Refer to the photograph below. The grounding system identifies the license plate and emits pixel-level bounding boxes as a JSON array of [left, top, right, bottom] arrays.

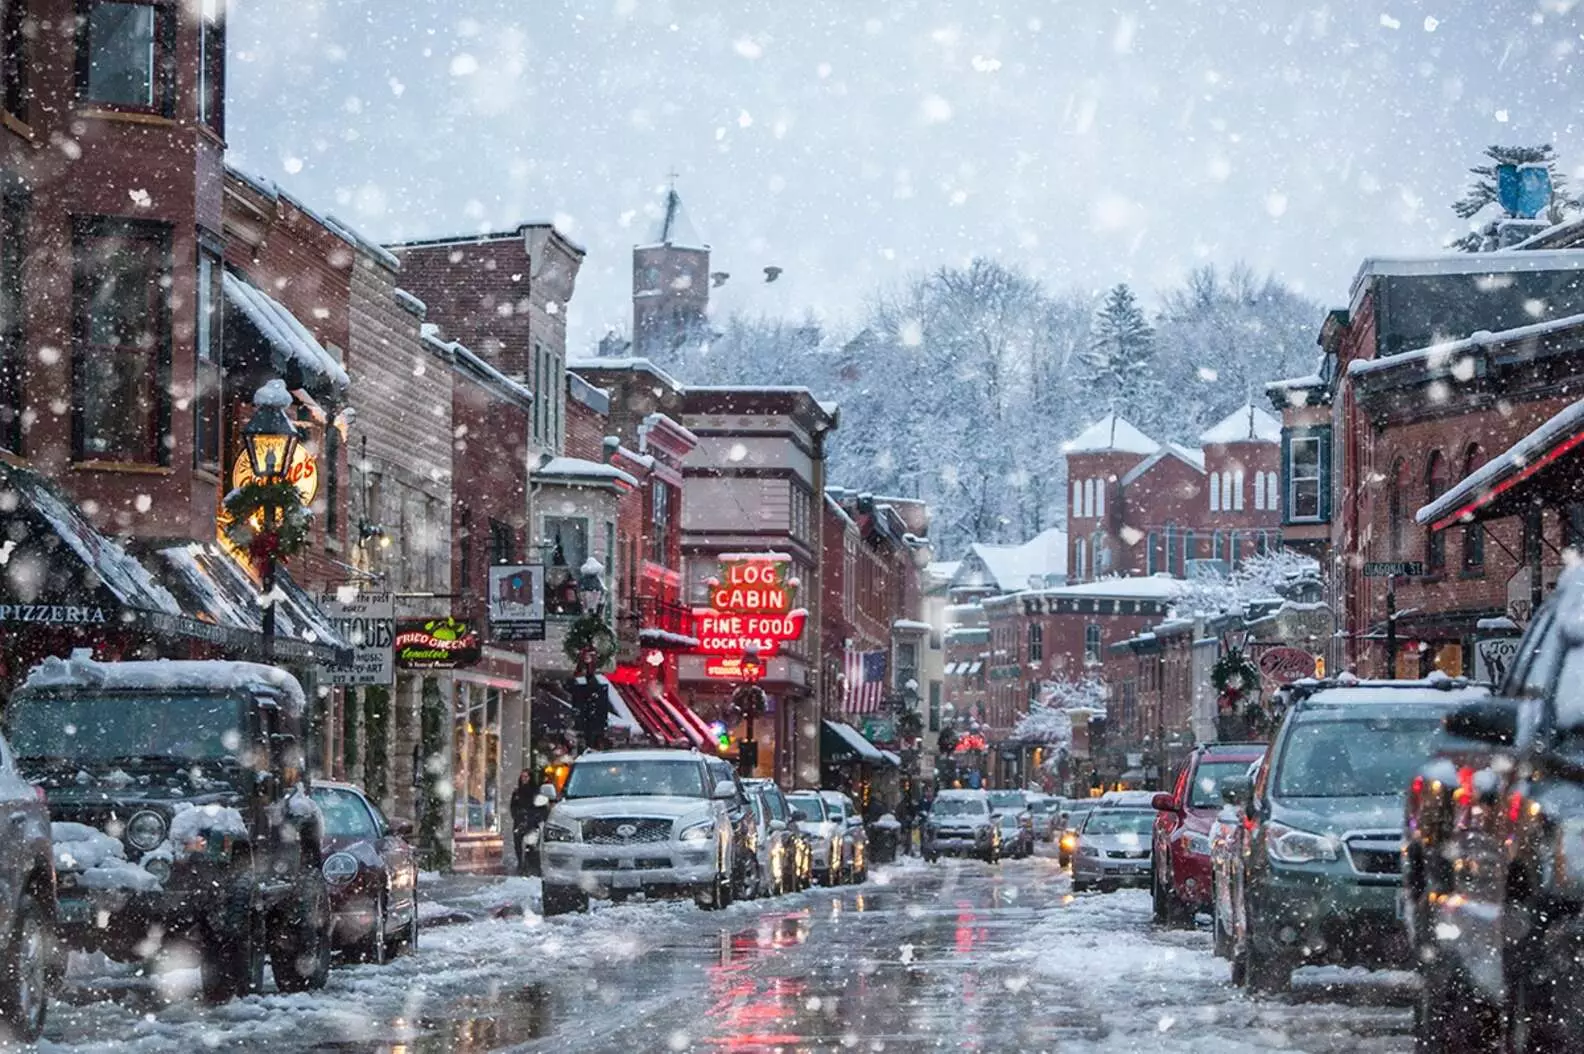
[[612, 871, 641, 890]]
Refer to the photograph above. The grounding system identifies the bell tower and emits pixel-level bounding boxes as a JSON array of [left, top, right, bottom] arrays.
[[632, 176, 711, 359]]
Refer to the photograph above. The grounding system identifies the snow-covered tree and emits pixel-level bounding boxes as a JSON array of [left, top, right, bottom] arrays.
[[1085, 284, 1159, 427], [1172, 549, 1320, 619], [1450, 144, 1578, 251]]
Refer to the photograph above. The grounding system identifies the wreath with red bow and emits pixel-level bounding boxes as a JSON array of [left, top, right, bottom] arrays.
[[223, 481, 313, 562]]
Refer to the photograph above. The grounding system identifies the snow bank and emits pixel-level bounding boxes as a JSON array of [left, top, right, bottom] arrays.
[[52, 822, 162, 893], [168, 802, 248, 845]]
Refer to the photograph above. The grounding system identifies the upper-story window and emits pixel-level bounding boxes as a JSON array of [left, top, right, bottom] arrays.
[[79, 1, 177, 116], [544, 514, 588, 614], [2, 0, 31, 122], [1071, 478, 1082, 518], [1253, 471, 1266, 510], [1094, 479, 1104, 518], [1425, 451, 1448, 574], [1232, 469, 1245, 511], [1074, 536, 1087, 581], [1146, 531, 1159, 575], [1083, 478, 1095, 518], [1285, 430, 1328, 523], [1209, 471, 1221, 512], [198, 0, 224, 135], [0, 188, 22, 455], [648, 479, 671, 564], [72, 217, 171, 464], [1083, 623, 1102, 664], [1027, 623, 1043, 663]]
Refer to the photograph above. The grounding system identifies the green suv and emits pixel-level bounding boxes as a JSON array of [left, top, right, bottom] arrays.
[[1222, 677, 1488, 992]]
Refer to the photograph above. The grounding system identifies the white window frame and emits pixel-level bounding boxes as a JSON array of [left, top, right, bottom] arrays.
[[1095, 479, 1105, 518], [1288, 436, 1323, 522], [1233, 470, 1245, 511]]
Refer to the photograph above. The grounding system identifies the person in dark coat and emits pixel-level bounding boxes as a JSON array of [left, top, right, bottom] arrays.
[[510, 772, 549, 876]]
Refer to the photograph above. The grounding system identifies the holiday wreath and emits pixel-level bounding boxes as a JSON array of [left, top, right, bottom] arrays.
[[1211, 648, 1262, 710], [223, 481, 312, 562], [563, 612, 617, 669]]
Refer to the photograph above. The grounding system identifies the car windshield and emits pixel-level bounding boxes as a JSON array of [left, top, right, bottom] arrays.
[[1082, 810, 1156, 836], [1028, 800, 1055, 814], [312, 788, 379, 840], [932, 798, 988, 818], [1276, 715, 1448, 798], [6, 693, 244, 765], [1064, 804, 1095, 828], [760, 789, 788, 822], [987, 792, 1024, 810], [787, 795, 826, 823], [823, 799, 848, 822], [563, 759, 706, 800], [1189, 760, 1261, 809]]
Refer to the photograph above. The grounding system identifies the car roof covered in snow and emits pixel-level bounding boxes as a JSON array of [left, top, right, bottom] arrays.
[[1096, 790, 1158, 809], [574, 748, 704, 765], [1295, 684, 1490, 713], [20, 653, 308, 715]]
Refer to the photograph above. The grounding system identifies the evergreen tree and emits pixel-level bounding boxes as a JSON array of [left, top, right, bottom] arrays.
[[1086, 283, 1158, 423], [1450, 144, 1575, 252]]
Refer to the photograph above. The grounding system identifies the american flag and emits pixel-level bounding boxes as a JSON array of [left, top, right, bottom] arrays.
[[844, 648, 888, 713]]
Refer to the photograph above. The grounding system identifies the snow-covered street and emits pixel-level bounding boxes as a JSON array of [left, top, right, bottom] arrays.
[[24, 853, 1415, 1053]]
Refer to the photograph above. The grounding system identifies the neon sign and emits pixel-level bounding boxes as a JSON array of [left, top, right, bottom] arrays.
[[694, 554, 806, 663]]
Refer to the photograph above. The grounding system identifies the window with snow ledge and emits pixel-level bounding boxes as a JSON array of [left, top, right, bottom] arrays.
[[1283, 428, 1330, 525]]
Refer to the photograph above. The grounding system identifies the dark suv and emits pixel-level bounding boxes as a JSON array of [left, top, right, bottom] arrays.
[[1222, 677, 1486, 992], [1406, 571, 1584, 1052], [5, 653, 333, 1003]]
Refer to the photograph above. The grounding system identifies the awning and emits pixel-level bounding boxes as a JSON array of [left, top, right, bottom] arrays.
[[603, 673, 719, 754], [821, 719, 887, 766], [967, 661, 983, 675], [880, 749, 902, 768], [599, 679, 646, 737], [224, 272, 350, 392], [149, 542, 350, 664], [1419, 395, 1584, 531]]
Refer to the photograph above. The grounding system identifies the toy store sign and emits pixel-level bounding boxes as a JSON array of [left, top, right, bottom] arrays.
[[694, 555, 805, 657]]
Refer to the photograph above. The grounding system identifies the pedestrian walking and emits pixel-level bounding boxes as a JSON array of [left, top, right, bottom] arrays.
[[510, 772, 550, 876]]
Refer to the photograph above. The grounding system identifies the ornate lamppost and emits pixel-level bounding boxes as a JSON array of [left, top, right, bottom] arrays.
[[230, 380, 306, 655], [731, 645, 766, 776], [565, 559, 614, 752]]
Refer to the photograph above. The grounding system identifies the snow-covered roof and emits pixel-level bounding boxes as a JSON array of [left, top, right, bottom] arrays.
[[963, 527, 1068, 592], [641, 186, 707, 250], [892, 618, 931, 632], [1044, 575, 1182, 601], [1063, 413, 1159, 456], [1351, 249, 1584, 293], [0, 465, 182, 616], [223, 272, 350, 391], [23, 652, 309, 715], [152, 542, 349, 653], [1200, 404, 1281, 445], [532, 457, 639, 489], [926, 560, 960, 582], [424, 327, 535, 411], [568, 356, 685, 392], [822, 720, 886, 764], [1416, 393, 1584, 528], [1348, 311, 1584, 379], [1169, 443, 1206, 469]]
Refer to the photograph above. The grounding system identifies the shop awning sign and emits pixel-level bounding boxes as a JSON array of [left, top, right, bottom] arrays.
[[319, 590, 394, 685], [395, 617, 481, 669], [0, 604, 110, 625]]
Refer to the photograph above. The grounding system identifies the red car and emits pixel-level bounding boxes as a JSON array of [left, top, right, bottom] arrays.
[[1151, 742, 1266, 927], [311, 782, 421, 965]]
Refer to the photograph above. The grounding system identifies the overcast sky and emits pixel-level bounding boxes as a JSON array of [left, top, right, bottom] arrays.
[[226, 0, 1582, 353]]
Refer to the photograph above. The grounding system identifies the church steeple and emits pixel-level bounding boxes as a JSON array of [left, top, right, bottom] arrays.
[[632, 177, 711, 358]]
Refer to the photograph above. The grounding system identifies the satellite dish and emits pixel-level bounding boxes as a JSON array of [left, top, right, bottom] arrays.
[[1497, 163, 1552, 220]]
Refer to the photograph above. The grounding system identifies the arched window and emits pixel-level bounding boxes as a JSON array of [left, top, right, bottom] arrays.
[[1221, 471, 1232, 510], [1267, 471, 1281, 513], [1095, 480, 1105, 518], [1233, 469, 1246, 511], [1072, 479, 1083, 518], [1253, 472, 1266, 511], [1210, 473, 1221, 512], [1083, 478, 1096, 519], [1388, 457, 1408, 558], [1146, 532, 1160, 575], [1426, 452, 1448, 573], [1075, 536, 1087, 581], [1462, 445, 1484, 574]]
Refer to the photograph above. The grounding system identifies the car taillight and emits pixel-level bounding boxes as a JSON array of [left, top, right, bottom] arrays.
[[33, 785, 46, 803]]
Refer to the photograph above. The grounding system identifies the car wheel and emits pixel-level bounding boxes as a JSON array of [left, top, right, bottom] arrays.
[[0, 894, 50, 1041], [392, 897, 420, 957], [541, 883, 589, 917], [1417, 957, 1501, 1054], [200, 881, 265, 1004], [1072, 878, 1089, 893], [358, 893, 389, 966], [696, 871, 732, 911], [1241, 917, 1295, 995], [1151, 870, 1170, 924], [271, 873, 332, 993]]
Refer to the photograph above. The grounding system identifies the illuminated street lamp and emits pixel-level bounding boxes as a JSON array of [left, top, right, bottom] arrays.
[[576, 557, 607, 618], [733, 645, 766, 776], [239, 380, 304, 651]]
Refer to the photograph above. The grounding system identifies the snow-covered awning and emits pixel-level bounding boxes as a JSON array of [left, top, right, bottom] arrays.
[[531, 457, 639, 490], [224, 272, 350, 392], [967, 661, 983, 675], [1417, 394, 1584, 531], [821, 719, 887, 765]]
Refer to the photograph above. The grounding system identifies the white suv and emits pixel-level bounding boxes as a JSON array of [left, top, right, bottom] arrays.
[[539, 749, 738, 914]]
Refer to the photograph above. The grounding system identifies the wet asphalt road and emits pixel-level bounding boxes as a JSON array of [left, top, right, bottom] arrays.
[[35, 853, 1419, 1053]]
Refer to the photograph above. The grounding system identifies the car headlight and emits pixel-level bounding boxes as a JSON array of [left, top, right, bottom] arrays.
[[1265, 822, 1340, 864], [679, 821, 715, 843], [323, 852, 359, 884], [1060, 832, 1078, 849], [142, 856, 173, 884], [1079, 845, 1102, 858], [542, 821, 577, 843], [1181, 832, 1212, 856], [126, 810, 168, 852]]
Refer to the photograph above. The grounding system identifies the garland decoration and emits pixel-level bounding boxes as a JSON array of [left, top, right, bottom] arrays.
[[563, 612, 617, 670], [223, 481, 312, 562]]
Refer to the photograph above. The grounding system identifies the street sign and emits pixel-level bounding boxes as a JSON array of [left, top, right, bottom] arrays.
[[1363, 562, 1425, 578], [1473, 636, 1521, 685], [487, 564, 546, 641], [318, 590, 394, 686]]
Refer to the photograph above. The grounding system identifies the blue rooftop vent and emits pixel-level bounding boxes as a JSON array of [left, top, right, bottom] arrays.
[[1497, 163, 1552, 219]]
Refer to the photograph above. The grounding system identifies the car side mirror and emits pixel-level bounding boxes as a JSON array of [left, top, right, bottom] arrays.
[[1220, 775, 1252, 807], [712, 779, 737, 800], [1445, 699, 1518, 748], [1150, 792, 1180, 814], [846, 816, 863, 828], [770, 819, 787, 832], [392, 818, 415, 838]]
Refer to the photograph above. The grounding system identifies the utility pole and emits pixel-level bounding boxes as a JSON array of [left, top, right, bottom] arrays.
[[1384, 575, 1398, 678]]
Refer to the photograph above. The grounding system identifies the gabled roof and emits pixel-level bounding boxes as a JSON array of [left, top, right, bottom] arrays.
[[1120, 444, 1207, 487], [1063, 413, 1159, 456], [955, 527, 1068, 593], [1199, 403, 1281, 445]]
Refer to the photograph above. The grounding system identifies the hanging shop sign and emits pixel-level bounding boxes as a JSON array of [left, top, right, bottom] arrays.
[[487, 564, 546, 641], [229, 446, 319, 507], [693, 553, 806, 659], [1256, 646, 1317, 689], [319, 589, 394, 685], [395, 616, 481, 669]]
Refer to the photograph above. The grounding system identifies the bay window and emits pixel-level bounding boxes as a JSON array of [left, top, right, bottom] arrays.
[[72, 218, 171, 464], [1283, 428, 1330, 524], [79, 0, 176, 115]]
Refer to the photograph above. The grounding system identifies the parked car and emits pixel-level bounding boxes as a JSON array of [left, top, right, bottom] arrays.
[[819, 791, 868, 883], [1222, 677, 1485, 993], [922, 790, 1000, 862], [786, 791, 844, 885], [1151, 742, 1267, 927], [1404, 578, 1584, 1052], [1070, 800, 1155, 893], [705, 757, 761, 900], [1027, 795, 1063, 842], [0, 728, 55, 1041], [1209, 758, 1264, 960], [6, 653, 333, 1004], [538, 748, 739, 914], [996, 809, 1035, 858], [1058, 799, 1096, 867], [987, 789, 1036, 847], [310, 781, 420, 964], [742, 778, 809, 894]]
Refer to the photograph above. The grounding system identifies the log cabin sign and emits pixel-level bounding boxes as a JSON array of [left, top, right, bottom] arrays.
[[693, 553, 807, 661]]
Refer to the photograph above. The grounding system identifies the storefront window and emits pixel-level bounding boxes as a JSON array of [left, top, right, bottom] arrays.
[[544, 514, 588, 614], [452, 683, 500, 835]]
